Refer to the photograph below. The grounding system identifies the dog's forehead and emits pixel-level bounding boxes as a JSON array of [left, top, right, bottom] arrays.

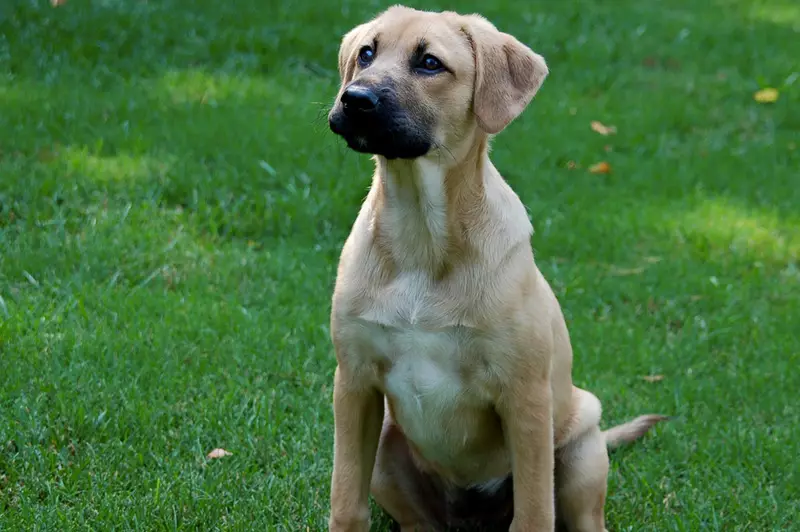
[[369, 7, 465, 52]]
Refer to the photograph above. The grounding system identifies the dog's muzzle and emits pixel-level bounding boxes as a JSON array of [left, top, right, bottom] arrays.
[[328, 82, 432, 160]]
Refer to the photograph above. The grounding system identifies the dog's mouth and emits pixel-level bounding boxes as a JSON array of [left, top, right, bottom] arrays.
[[328, 84, 433, 160], [330, 120, 432, 160]]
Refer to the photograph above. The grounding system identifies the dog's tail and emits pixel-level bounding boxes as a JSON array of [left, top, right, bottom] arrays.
[[603, 414, 669, 450]]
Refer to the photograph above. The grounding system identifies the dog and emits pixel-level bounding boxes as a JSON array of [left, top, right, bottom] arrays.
[[325, 6, 667, 531]]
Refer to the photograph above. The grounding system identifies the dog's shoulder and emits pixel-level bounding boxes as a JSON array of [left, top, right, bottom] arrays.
[[471, 166, 534, 264]]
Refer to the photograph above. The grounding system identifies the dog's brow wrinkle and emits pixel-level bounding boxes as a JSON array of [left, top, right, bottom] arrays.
[[414, 38, 429, 59]]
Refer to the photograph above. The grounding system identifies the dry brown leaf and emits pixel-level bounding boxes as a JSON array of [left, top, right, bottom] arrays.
[[663, 491, 676, 509], [641, 375, 665, 383], [588, 161, 612, 174], [51, 0, 68, 5], [37, 148, 57, 162], [753, 88, 779, 103], [206, 448, 232, 459], [590, 121, 617, 136]]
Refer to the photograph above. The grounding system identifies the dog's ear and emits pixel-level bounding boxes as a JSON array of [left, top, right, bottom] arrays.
[[337, 22, 369, 85], [461, 16, 548, 134]]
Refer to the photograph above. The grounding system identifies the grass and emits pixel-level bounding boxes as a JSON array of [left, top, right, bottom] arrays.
[[0, 0, 797, 530]]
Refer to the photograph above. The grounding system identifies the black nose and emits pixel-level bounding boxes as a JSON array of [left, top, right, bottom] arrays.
[[341, 85, 379, 116]]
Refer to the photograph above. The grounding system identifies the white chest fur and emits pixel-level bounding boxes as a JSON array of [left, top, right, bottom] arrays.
[[337, 271, 508, 481], [359, 320, 497, 469]]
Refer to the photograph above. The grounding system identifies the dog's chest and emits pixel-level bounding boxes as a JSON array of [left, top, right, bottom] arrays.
[[340, 272, 505, 474], [362, 320, 497, 467]]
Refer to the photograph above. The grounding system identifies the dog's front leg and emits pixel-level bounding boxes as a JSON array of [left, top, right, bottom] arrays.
[[499, 367, 556, 532], [328, 364, 384, 532]]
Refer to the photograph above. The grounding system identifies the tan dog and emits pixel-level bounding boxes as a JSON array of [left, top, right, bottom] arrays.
[[326, 6, 667, 532]]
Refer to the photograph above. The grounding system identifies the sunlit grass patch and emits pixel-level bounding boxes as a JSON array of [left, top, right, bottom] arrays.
[[53, 146, 172, 184], [672, 196, 799, 265], [149, 68, 300, 108], [719, 0, 800, 27]]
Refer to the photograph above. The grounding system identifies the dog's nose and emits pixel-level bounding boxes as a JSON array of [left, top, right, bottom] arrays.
[[341, 86, 379, 116]]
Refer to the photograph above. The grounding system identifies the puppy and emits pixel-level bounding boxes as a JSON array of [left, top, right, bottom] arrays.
[[326, 6, 667, 532]]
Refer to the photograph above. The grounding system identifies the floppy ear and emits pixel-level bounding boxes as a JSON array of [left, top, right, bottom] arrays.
[[461, 16, 549, 134], [337, 22, 369, 85]]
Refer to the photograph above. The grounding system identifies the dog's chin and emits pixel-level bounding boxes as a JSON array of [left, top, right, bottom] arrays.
[[329, 118, 432, 159], [343, 135, 432, 160]]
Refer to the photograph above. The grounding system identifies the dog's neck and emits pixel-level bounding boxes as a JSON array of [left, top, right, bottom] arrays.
[[371, 134, 490, 276]]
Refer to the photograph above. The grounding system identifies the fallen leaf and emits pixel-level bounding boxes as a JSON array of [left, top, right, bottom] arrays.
[[663, 491, 676, 509], [590, 121, 617, 136], [51, 0, 68, 5], [206, 448, 232, 459], [566, 161, 579, 170], [753, 88, 779, 103], [641, 375, 665, 383], [669, 319, 684, 330], [588, 161, 612, 174], [37, 148, 57, 162]]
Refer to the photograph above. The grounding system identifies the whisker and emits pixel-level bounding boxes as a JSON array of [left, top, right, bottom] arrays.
[[435, 142, 456, 164]]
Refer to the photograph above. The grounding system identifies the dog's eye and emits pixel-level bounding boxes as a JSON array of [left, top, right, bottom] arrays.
[[418, 54, 444, 73], [358, 46, 375, 67]]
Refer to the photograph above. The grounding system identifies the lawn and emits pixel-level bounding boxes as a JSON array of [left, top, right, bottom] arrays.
[[0, 0, 798, 530]]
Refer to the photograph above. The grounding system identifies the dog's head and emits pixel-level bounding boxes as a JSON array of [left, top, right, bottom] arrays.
[[328, 5, 548, 160]]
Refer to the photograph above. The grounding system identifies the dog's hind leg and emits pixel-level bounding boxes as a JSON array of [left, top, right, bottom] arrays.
[[370, 417, 442, 532], [554, 388, 610, 532], [555, 388, 666, 532], [555, 425, 610, 532]]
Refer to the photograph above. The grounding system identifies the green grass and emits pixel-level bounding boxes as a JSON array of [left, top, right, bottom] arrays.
[[0, 0, 798, 530]]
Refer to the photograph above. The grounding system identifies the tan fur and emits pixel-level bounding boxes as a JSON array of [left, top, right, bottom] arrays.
[[327, 6, 667, 532]]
